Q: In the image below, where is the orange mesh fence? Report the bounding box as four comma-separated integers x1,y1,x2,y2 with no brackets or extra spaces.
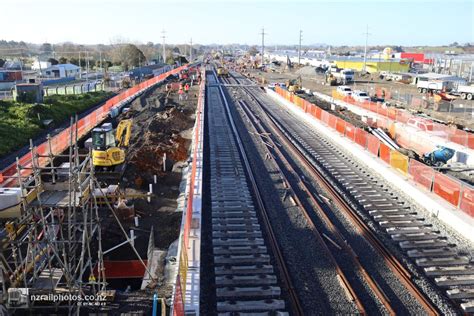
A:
354,128,368,148
433,173,462,206
408,159,435,191
379,143,391,164
390,150,409,175
366,134,380,156
460,185,474,217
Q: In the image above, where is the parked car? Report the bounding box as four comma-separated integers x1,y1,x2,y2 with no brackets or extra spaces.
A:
352,90,371,102
336,85,353,96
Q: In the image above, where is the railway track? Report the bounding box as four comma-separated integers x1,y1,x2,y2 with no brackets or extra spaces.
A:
225,70,473,314
204,70,302,314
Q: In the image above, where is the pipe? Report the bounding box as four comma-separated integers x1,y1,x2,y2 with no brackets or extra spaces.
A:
152,293,158,316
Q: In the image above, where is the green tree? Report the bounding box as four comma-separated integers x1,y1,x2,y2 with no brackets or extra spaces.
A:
58,56,68,64
0,59,5,67
248,46,259,56
40,43,53,54
110,44,146,71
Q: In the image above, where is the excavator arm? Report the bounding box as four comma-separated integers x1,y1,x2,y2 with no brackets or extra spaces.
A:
116,119,132,147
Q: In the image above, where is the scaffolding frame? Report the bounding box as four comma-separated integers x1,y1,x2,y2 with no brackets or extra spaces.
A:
1,117,106,313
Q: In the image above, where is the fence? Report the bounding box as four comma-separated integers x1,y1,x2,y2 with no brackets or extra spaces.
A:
172,70,206,316
275,86,474,219
332,90,474,150
44,80,104,96
0,65,187,188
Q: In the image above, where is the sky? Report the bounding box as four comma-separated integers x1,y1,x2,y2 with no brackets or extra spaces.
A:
2,0,473,46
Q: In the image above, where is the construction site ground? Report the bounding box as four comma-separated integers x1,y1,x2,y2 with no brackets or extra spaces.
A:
246,65,474,130
98,78,198,312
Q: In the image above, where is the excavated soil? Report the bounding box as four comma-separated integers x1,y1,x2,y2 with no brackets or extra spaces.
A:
99,79,199,299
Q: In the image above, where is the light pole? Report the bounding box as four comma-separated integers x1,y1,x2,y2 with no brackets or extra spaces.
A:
260,27,266,67
362,25,371,73
161,30,167,64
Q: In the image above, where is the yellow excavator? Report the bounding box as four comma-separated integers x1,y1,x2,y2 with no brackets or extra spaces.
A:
92,119,132,170
285,76,302,93
217,66,229,77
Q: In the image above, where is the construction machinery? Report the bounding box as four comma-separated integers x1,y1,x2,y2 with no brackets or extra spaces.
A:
285,76,302,93
422,146,455,167
217,66,229,77
92,119,132,170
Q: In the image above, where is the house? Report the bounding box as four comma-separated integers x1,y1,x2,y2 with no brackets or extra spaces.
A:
42,63,80,78
32,61,52,71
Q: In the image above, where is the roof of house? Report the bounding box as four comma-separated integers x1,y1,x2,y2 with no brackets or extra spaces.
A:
47,63,80,71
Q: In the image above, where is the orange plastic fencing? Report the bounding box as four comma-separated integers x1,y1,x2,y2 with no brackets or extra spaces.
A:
460,185,474,217
379,143,391,164
335,118,346,135
328,114,337,129
408,159,435,191
345,123,356,141
354,128,368,148
173,276,184,316
390,150,409,175
366,134,380,156
433,173,462,206
275,85,473,217
321,110,330,125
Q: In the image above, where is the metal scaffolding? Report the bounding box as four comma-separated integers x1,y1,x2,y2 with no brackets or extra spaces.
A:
1,117,106,313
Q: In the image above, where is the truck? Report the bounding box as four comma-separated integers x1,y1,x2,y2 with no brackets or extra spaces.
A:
416,79,455,94
451,85,474,100
325,67,354,85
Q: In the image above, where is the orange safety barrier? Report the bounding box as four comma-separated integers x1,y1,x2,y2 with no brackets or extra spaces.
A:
314,105,322,120
390,150,409,175
335,118,345,135
468,134,474,150
173,276,185,316
345,123,356,141
388,108,397,120
328,114,337,129
460,185,474,217
433,173,462,206
408,159,435,191
321,110,330,125
379,143,391,164
273,84,472,216
366,134,380,156
354,128,368,148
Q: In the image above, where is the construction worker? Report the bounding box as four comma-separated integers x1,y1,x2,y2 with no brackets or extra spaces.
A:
184,83,190,100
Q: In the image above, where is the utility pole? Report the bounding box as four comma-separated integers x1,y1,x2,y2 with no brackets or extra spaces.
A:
161,30,167,64
78,51,81,79
362,25,371,73
189,37,193,62
260,27,266,67
298,30,303,65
